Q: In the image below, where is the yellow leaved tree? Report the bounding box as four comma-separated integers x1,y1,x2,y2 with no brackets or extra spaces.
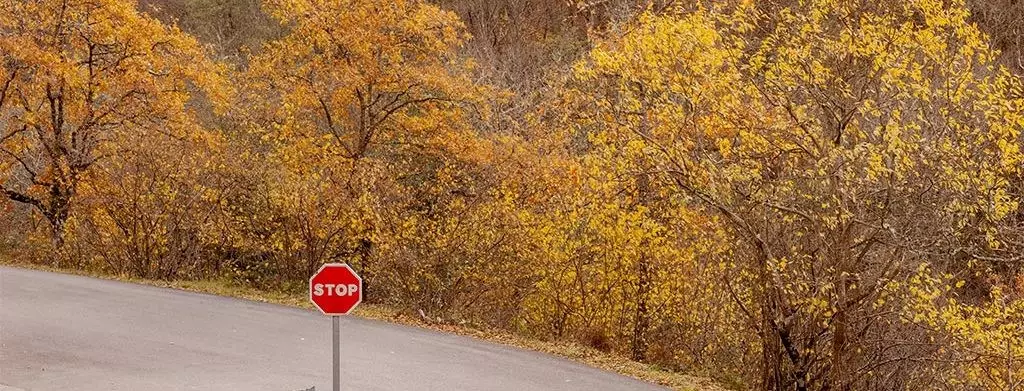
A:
562,0,1024,388
498,9,756,376
243,0,492,295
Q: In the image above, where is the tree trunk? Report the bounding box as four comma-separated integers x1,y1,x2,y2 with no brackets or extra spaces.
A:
631,249,651,361
355,237,373,301
45,192,71,266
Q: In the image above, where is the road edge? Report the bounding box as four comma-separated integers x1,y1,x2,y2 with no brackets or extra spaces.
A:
0,261,726,391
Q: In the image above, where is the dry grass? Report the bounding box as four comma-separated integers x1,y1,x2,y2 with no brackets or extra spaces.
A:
0,260,726,391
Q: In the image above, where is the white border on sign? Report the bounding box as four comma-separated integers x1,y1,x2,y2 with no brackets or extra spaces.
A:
309,263,364,316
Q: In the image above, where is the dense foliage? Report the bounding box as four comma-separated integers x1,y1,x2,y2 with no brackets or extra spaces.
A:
2,0,1023,389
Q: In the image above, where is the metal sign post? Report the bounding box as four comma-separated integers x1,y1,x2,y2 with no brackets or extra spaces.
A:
333,315,340,391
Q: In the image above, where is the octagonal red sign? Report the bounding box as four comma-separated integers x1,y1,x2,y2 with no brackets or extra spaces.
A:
309,263,363,316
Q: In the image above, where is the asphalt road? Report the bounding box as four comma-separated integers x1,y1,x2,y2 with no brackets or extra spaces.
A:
0,266,664,391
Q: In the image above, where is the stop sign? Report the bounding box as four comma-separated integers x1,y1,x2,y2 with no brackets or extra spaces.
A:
309,263,363,315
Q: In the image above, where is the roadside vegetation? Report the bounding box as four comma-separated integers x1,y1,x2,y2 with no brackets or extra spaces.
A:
1,0,1023,390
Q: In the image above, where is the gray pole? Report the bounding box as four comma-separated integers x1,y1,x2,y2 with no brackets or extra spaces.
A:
333,315,340,391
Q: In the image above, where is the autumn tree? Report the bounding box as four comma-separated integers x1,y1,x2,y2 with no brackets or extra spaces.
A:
243,0,490,295
564,0,1023,388
0,0,225,250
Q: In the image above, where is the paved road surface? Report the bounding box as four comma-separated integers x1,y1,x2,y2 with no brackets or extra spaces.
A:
0,266,663,391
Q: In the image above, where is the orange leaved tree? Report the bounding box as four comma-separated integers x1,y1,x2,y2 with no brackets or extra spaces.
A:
0,0,225,250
